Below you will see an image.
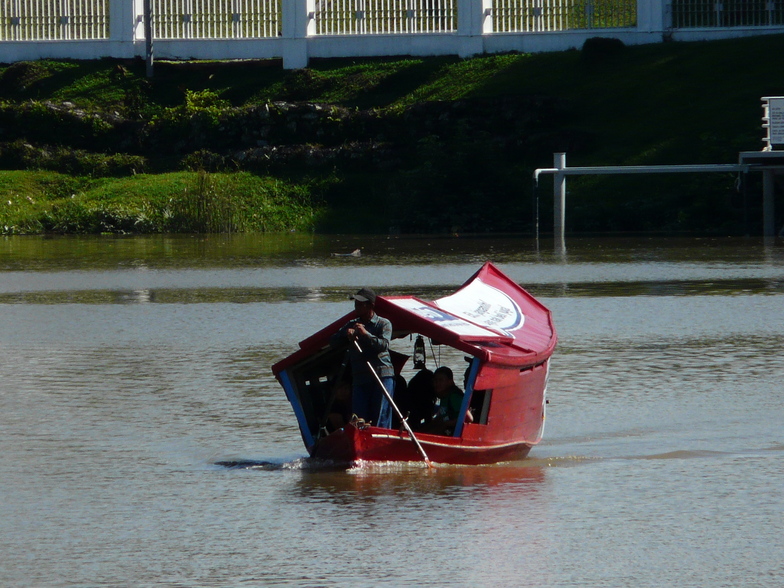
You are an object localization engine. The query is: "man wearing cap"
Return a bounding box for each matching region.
[330,287,395,428]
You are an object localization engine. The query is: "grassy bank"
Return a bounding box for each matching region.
[0,170,324,234]
[1,34,783,234]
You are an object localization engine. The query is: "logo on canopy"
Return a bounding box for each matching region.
[435,280,524,335]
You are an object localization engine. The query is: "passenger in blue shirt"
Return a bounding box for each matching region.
[330,287,395,428]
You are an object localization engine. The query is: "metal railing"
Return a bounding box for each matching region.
[492,0,636,33]
[313,0,456,35]
[0,0,108,40]
[151,0,281,39]
[671,0,784,28]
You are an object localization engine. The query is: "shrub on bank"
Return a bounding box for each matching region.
[0,140,147,176]
[0,101,123,150]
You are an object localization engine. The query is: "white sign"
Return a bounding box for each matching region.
[766,97,784,147]
[390,298,500,339]
[435,280,525,335]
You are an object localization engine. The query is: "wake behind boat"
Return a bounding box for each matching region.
[271,262,557,466]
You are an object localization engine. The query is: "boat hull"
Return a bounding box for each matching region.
[311,423,533,466]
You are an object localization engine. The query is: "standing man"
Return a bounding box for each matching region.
[330,288,395,428]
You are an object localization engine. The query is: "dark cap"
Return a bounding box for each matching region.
[350,287,376,304]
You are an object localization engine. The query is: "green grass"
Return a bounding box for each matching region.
[0,170,324,234]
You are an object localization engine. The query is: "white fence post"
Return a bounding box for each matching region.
[457,0,492,58]
[662,0,673,30]
[108,0,142,57]
[637,0,666,34]
[110,1,126,43]
[282,0,315,69]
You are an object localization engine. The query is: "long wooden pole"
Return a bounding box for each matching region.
[352,339,433,468]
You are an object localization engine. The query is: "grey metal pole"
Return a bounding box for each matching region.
[554,153,566,252]
[144,0,154,78]
[763,169,775,236]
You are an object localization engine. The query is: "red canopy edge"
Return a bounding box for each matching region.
[271,262,556,375]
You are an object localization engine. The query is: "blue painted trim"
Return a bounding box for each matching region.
[453,357,481,438]
[279,369,314,449]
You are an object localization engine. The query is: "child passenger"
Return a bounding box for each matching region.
[426,366,473,436]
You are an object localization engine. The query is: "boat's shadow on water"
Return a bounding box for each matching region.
[214,459,285,470]
[213,457,363,471]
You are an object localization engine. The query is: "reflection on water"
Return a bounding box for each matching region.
[293,463,547,501]
[1,235,783,587]
[3,235,784,304]
[3,277,784,305]
[3,234,784,271]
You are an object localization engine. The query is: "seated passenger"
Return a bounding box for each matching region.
[326,381,352,433]
[404,368,435,430]
[391,374,408,429]
[425,366,473,436]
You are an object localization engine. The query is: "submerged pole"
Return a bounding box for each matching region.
[763,169,776,236]
[554,152,566,253]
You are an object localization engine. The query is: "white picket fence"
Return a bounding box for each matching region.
[313,0,457,35]
[0,0,109,40]
[1,0,783,68]
[150,0,281,39]
[493,0,637,32]
[671,0,784,28]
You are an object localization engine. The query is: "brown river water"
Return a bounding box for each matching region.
[1,234,782,587]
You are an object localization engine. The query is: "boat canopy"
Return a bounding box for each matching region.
[272,262,556,376]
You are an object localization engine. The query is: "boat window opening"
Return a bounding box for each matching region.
[469,390,492,425]
[397,366,436,432]
[291,346,353,439]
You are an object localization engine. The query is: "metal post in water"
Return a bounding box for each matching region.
[554,153,566,253]
[763,169,775,236]
[532,177,540,252]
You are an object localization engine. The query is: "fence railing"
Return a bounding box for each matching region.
[150,0,281,39]
[671,0,784,28]
[4,0,784,42]
[2,1,784,69]
[492,0,637,33]
[0,0,109,40]
[313,0,456,35]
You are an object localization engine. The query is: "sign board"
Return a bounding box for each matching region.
[388,298,506,340]
[435,279,525,336]
[764,96,784,149]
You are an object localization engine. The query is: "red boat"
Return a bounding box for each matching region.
[271,262,557,466]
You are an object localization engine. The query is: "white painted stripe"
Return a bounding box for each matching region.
[370,433,536,450]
